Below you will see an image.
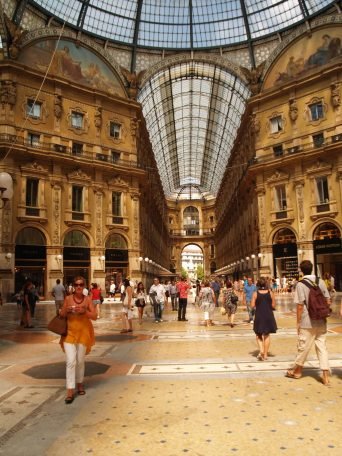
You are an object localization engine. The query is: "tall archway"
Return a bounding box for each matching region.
[105,233,129,290]
[15,227,46,295]
[181,244,204,281]
[63,230,90,287]
[272,228,298,280]
[313,222,342,290]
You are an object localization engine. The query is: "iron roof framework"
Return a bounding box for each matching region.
[29,0,335,51]
[138,61,250,199]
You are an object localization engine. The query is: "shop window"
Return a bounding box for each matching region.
[309,101,324,121]
[71,111,84,129]
[72,185,84,220]
[315,176,329,212]
[110,122,121,139]
[26,178,39,216]
[26,99,41,119]
[270,116,283,133]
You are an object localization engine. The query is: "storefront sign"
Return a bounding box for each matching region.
[314,238,342,254]
[106,249,128,263]
[63,247,90,262]
[272,243,297,258]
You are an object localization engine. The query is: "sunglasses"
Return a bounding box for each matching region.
[74,283,84,287]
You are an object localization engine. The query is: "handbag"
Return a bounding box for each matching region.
[47,315,67,336]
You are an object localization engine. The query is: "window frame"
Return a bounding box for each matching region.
[109,122,121,140]
[26,99,42,119]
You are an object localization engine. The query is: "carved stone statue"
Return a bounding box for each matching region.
[120,67,146,99]
[54,94,63,119]
[0,80,17,107]
[94,107,102,129]
[331,83,341,109]
[289,98,298,122]
[240,61,266,95]
[4,14,28,59]
[250,114,261,135]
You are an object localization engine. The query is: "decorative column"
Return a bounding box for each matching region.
[129,192,141,282]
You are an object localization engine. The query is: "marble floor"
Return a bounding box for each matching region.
[0,294,341,455]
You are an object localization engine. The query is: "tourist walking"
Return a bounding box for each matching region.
[250,277,277,360]
[243,277,257,323]
[59,276,96,404]
[223,280,239,327]
[51,279,66,315]
[90,283,102,319]
[121,278,134,333]
[149,277,165,322]
[285,260,331,385]
[199,280,216,326]
[176,277,191,321]
[170,279,178,311]
[135,282,147,325]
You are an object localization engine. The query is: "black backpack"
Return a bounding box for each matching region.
[301,278,331,320]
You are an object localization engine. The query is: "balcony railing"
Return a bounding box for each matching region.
[253,133,342,165]
[0,133,143,170]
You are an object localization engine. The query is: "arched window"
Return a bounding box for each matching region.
[63,230,89,247]
[16,227,46,245]
[273,228,296,244]
[105,233,127,249]
[183,206,199,235]
[313,223,341,240]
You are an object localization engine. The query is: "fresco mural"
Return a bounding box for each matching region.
[264,28,342,89]
[18,39,125,97]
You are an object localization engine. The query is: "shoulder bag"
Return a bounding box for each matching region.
[47,315,67,336]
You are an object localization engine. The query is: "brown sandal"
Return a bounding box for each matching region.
[285,370,302,379]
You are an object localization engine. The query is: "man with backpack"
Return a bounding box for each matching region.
[286,260,331,385]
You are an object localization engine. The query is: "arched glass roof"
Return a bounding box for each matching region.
[138,61,250,198]
[30,0,334,50]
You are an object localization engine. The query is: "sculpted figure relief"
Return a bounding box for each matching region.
[1,80,17,107]
[289,98,298,122]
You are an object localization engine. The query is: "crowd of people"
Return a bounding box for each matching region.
[10,262,339,403]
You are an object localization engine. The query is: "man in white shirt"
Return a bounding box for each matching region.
[286,260,331,385]
[149,277,165,322]
[109,280,116,300]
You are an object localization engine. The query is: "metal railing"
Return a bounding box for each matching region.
[0,133,143,170]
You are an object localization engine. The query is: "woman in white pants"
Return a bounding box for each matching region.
[59,276,97,404]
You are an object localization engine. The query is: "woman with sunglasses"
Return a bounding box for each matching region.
[59,276,97,404]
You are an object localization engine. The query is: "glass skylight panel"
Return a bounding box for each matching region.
[247,1,303,38]
[33,0,81,25]
[305,0,333,14]
[84,6,135,41]
[91,0,137,17]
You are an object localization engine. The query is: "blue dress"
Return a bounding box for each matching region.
[253,290,277,335]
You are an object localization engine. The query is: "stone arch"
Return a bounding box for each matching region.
[15,226,47,245]
[63,229,90,247]
[312,221,341,240]
[105,232,129,250]
[272,227,297,244]
[139,54,250,89]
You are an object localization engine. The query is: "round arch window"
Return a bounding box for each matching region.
[273,228,296,244]
[16,227,46,245]
[313,223,341,240]
[105,233,127,249]
[63,230,89,247]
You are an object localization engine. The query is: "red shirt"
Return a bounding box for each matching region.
[176,281,190,299]
[91,288,101,300]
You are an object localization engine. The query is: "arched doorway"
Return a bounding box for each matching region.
[181,244,204,282]
[105,233,128,291]
[15,227,46,296]
[63,230,90,287]
[272,228,298,279]
[313,222,342,290]
[183,206,200,235]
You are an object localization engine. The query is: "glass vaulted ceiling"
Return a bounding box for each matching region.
[30,0,334,49]
[138,62,250,198]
